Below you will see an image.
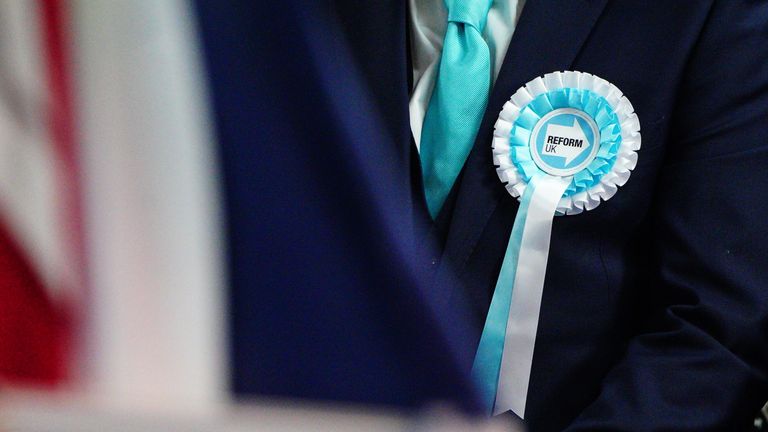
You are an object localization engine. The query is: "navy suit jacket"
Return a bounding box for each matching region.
[197,0,768,430]
[335,0,768,430]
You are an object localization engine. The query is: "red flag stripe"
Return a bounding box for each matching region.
[38,0,85,385]
[0,216,67,384]
[39,0,85,301]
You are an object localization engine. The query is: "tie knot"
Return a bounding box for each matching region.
[445,0,493,29]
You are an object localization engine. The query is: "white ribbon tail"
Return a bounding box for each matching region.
[493,175,570,418]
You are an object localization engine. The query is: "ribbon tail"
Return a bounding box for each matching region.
[493,174,570,418]
[471,180,539,416]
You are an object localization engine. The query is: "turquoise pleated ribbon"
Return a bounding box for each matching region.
[509,88,622,198]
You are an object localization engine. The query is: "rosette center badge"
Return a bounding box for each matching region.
[529,108,600,176]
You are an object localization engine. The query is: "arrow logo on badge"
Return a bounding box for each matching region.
[542,119,590,166]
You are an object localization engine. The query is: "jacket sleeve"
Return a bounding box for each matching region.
[566,1,768,430]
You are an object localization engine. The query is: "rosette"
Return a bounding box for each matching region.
[492,70,641,214]
[472,71,641,418]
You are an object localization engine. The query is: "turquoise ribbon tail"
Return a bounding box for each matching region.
[471,176,539,415]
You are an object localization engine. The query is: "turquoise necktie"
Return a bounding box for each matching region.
[420,0,493,219]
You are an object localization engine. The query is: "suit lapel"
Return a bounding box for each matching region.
[437,0,610,292]
[334,0,413,186]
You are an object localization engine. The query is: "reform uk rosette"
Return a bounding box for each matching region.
[472,71,641,418]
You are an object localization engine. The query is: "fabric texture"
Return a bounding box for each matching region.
[408,0,525,149]
[419,0,493,218]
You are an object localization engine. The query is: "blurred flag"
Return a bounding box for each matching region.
[0,0,226,413]
[0,0,481,418]
[0,0,81,386]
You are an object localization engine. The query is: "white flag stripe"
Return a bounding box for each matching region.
[72,0,227,413]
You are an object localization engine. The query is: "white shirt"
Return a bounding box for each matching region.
[408,0,526,149]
